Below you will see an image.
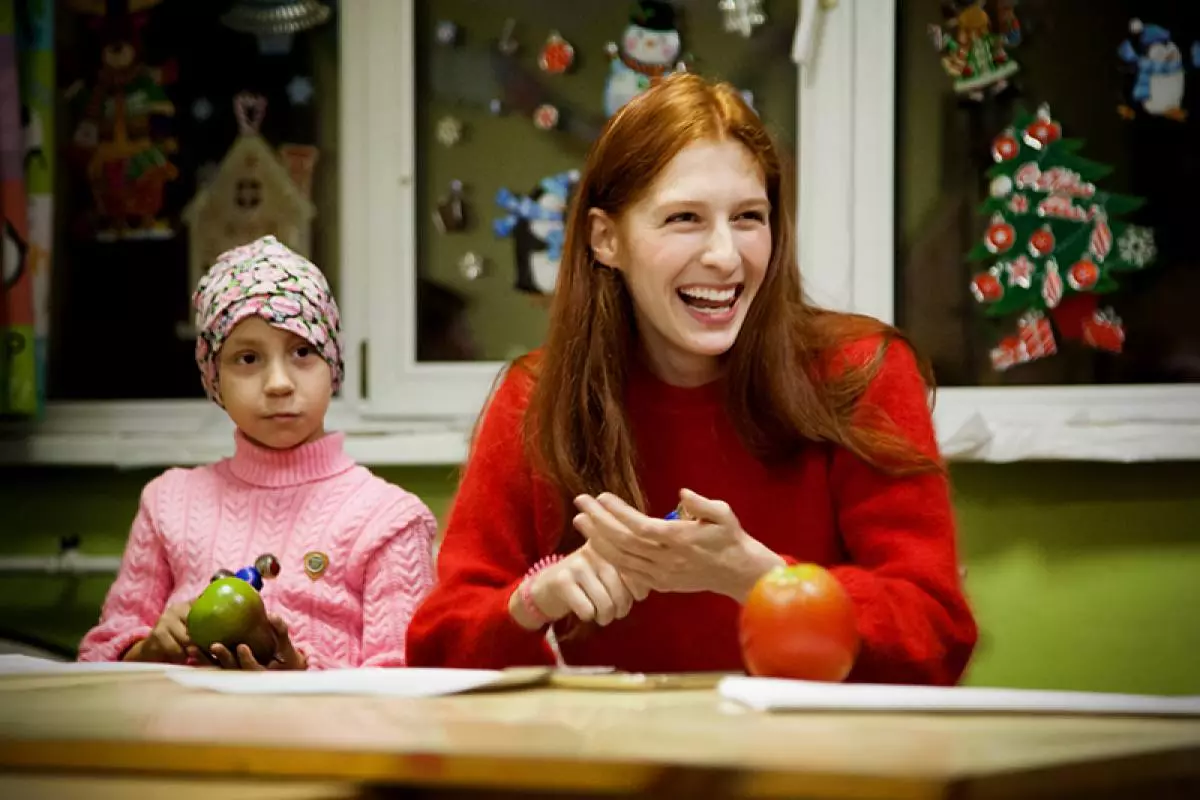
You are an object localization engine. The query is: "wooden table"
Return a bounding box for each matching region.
[0,672,1198,799]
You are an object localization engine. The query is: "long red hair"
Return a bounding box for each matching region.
[514,73,940,553]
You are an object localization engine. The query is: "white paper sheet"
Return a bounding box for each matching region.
[0,654,184,675]
[718,676,1200,717]
[167,667,541,698]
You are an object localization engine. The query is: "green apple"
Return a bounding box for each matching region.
[187,577,277,667]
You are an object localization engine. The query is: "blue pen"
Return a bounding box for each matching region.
[665,504,692,521]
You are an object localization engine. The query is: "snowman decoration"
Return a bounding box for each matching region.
[604,1,686,118]
[1117,20,1200,122]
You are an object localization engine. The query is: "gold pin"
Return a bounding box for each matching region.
[303,551,329,581]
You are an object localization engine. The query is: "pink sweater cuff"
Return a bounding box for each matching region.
[83,625,152,663]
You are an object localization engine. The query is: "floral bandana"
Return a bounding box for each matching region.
[193,235,343,405]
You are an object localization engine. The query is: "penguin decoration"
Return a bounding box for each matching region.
[493,170,581,297]
[1117,19,1200,122]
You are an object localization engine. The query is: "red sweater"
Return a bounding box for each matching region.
[406,338,978,685]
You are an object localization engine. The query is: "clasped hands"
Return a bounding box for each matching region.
[515,489,783,630]
[124,602,307,670]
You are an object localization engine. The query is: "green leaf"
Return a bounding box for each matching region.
[985,283,1038,317]
[1055,152,1114,182]
[1095,193,1146,215]
[968,241,996,261]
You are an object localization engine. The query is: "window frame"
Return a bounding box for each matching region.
[8,0,1187,466]
[802,0,1200,462]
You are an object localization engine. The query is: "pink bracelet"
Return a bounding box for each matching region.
[519,554,563,627]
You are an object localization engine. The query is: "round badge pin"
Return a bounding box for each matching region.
[304,551,329,581]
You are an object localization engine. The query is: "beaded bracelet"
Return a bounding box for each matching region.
[519,554,563,627]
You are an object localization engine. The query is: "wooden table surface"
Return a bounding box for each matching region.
[1,672,1198,799]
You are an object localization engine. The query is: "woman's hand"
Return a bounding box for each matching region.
[573,489,784,602]
[509,543,650,631]
[207,615,308,671]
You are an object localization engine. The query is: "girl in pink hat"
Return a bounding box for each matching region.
[79,236,437,670]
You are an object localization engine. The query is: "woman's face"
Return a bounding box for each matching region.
[589,139,772,387]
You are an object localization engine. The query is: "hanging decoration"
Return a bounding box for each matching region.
[219,0,332,55]
[995,0,1022,47]
[285,75,314,106]
[497,18,519,56]
[1117,19,1200,122]
[493,169,580,296]
[457,251,487,281]
[436,115,463,147]
[539,31,575,74]
[928,0,1019,101]
[532,103,559,131]
[435,20,459,46]
[192,97,214,121]
[717,0,766,39]
[181,93,318,301]
[433,180,468,234]
[65,0,179,242]
[968,104,1157,371]
[604,0,687,118]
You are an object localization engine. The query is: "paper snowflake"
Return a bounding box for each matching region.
[1117,225,1156,267]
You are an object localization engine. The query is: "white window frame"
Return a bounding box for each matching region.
[802,0,1200,462]
[0,0,475,468]
[9,0,1193,467]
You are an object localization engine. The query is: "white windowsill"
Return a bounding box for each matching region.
[1,386,1197,467]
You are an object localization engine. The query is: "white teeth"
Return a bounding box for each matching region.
[679,286,736,302]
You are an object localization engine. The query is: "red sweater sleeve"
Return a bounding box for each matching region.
[824,338,978,686]
[405,367,554,668]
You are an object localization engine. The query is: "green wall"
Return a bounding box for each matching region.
[1,461,1196,694]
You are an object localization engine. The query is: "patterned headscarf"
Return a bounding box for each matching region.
[192,235,343,405]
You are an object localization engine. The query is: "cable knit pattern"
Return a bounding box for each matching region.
[78,432,437,669]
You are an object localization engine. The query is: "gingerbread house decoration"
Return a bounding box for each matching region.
[183,93,318,294]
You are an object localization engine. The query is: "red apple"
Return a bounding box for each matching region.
[739,563,860,682]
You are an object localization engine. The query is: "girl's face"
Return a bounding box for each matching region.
[589,139,772,387]
[217,316,331,449]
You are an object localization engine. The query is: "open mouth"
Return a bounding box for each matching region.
[677,284,743,315]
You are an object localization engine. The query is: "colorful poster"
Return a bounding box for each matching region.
[0,0,36,416]
[17,0,53,414]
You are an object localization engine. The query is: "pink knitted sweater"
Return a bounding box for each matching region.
[78,431,437,669]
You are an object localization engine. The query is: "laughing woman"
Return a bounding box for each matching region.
[405,73,977,685]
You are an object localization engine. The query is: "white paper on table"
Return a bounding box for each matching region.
[0,654,185,676]
[167,666,547,698]
[718,676,1200,717]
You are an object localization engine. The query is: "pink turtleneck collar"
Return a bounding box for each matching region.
[225,430,357,488]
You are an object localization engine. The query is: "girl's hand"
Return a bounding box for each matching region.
[509,543,649,631]
[573,489,784,601]
[125,602,192,664]
[207,615,307,671]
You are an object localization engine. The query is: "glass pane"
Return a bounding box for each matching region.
[414,0,797,362]
[45,0,339,400]
[896,0,1200,386]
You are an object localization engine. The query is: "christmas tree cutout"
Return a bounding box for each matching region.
[969,104,1158,371]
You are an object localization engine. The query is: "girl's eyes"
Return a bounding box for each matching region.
[227,346,315,365]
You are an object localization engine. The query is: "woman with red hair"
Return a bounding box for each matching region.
[406,73,977,685]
